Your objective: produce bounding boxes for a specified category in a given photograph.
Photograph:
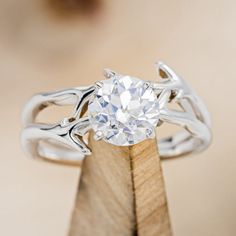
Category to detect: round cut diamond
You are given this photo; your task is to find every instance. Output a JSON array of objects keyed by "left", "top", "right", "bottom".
[{"left": 88, "top": 75, "right": 159, "bottom": 146}]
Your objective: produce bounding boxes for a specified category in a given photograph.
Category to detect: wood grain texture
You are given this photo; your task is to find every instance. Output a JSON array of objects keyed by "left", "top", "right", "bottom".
[
  {"left": 131, "top": 139, "right": 172, "bottom": 236},
  {"left": 69, "top": 134, "right": 172, "bottom": 236}
]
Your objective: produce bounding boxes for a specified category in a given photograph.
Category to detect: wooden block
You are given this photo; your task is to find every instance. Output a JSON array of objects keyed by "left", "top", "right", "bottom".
[{"left": 69, "top": 134, "right": 172, "bottom": 236}]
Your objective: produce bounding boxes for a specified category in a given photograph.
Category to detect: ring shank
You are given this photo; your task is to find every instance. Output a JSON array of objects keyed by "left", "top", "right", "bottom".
[
  {"left": 158, "top": 130, "right": 206, "bottom": 158},
  {"left": 157, "top": 98, "right": 211, "bottom": 158},
  {"left": 21, "top": 87, "right": 94, "bottom": 165},
  {"left": 21, "top": 126, "right": 85, "bottom": 165},
  {"left": 155, "top": 62, "right": 211, "bottom": 158}
]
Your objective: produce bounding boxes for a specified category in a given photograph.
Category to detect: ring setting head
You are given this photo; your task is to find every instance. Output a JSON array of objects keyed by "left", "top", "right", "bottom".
[{"left": 88, "top": 73, "right": 160, "bottom": 146}]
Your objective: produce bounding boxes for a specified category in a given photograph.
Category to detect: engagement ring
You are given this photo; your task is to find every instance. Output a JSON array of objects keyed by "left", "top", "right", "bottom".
[{"left": 21, "top": 62, "right": 212, "bottom": 165}]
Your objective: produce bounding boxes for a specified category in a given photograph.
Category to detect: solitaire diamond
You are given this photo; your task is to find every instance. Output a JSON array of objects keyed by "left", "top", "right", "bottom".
[{"left": 88, "top": 75, "right": 160, "bottom": 146}]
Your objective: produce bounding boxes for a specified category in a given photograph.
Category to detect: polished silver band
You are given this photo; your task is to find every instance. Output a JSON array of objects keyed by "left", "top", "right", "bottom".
[{"left": 21, "top": 62, "right": 212, "bottom": 165}]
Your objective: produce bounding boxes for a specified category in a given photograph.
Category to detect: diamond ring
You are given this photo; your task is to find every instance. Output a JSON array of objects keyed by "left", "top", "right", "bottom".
[{"left": 21, "top": 62, "right": 212, "bottom": 165}]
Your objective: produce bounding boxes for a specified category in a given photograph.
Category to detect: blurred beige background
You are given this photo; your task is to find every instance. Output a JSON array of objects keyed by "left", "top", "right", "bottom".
[{"left": 0, "top": 0, "right": 235, "bottom": 235}]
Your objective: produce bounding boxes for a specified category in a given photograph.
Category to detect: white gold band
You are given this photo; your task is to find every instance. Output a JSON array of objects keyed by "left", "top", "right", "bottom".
[{"left": 21, "top": 62, "right": 212, "bottom": 165}]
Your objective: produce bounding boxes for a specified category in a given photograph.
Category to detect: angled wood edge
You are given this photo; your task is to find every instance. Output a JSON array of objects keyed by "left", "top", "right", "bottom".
[
  {"left": 130, "top": 138, "right": 172, "bottom": 236},
  {"left": 69, "top": 134, "right": 172, "bottom": 236}
]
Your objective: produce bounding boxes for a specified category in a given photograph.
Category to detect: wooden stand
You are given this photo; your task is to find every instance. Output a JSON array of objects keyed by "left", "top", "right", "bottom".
[{"left": 69, "top": 134, "right": 172, "bottom": 236}]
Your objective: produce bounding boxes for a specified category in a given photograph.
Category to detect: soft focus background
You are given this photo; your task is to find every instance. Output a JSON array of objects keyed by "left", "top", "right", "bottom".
[{"left": 0, "top": 0, "right": 235, "bottom": 235}]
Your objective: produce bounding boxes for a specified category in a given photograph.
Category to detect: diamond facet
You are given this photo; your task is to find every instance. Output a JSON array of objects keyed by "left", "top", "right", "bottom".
[{"left": 88, "top": 75, "right": 160, "bottom": 146}]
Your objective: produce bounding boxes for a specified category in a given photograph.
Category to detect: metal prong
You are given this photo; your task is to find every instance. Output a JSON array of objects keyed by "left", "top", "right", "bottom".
[
  {"left": 103, "top": 68, "right": 117, "bottom": 79},
  {"left": 146, "top": 128, "right": 155, "bottom": 139},
  {"left": 95, "top": 81, "right": 103, "bottom": 89},
  {"left": 93, "top": 131, "right": 104, "bottom": 141},
  {"left": 144, "top": 81, "right": 151, "bottom": 89}
]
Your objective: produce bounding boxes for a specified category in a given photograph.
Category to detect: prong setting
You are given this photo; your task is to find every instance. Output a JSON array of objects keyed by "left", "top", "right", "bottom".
[
  {"left": 95, "top": 81, "right": 103, "bottom": 89},
  {"left": 88, "top": 75, "right": 160, "bottom": 146},
  {"left": 146, "top": 128, "right": 155, "bottom": 139},
  {"left": 103, "top": 69, "right": 117, "bottom": 79},
  {"left": 93, "top": 131, "right": 104, "bottom": 141},
  {"left": 144, "top": 81, "right": 151, "bottom": 89}
]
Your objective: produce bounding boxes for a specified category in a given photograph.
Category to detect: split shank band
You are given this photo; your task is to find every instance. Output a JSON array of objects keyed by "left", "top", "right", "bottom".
[{"left": 21, "top": 62, "right": 212, "bottom": 165}]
